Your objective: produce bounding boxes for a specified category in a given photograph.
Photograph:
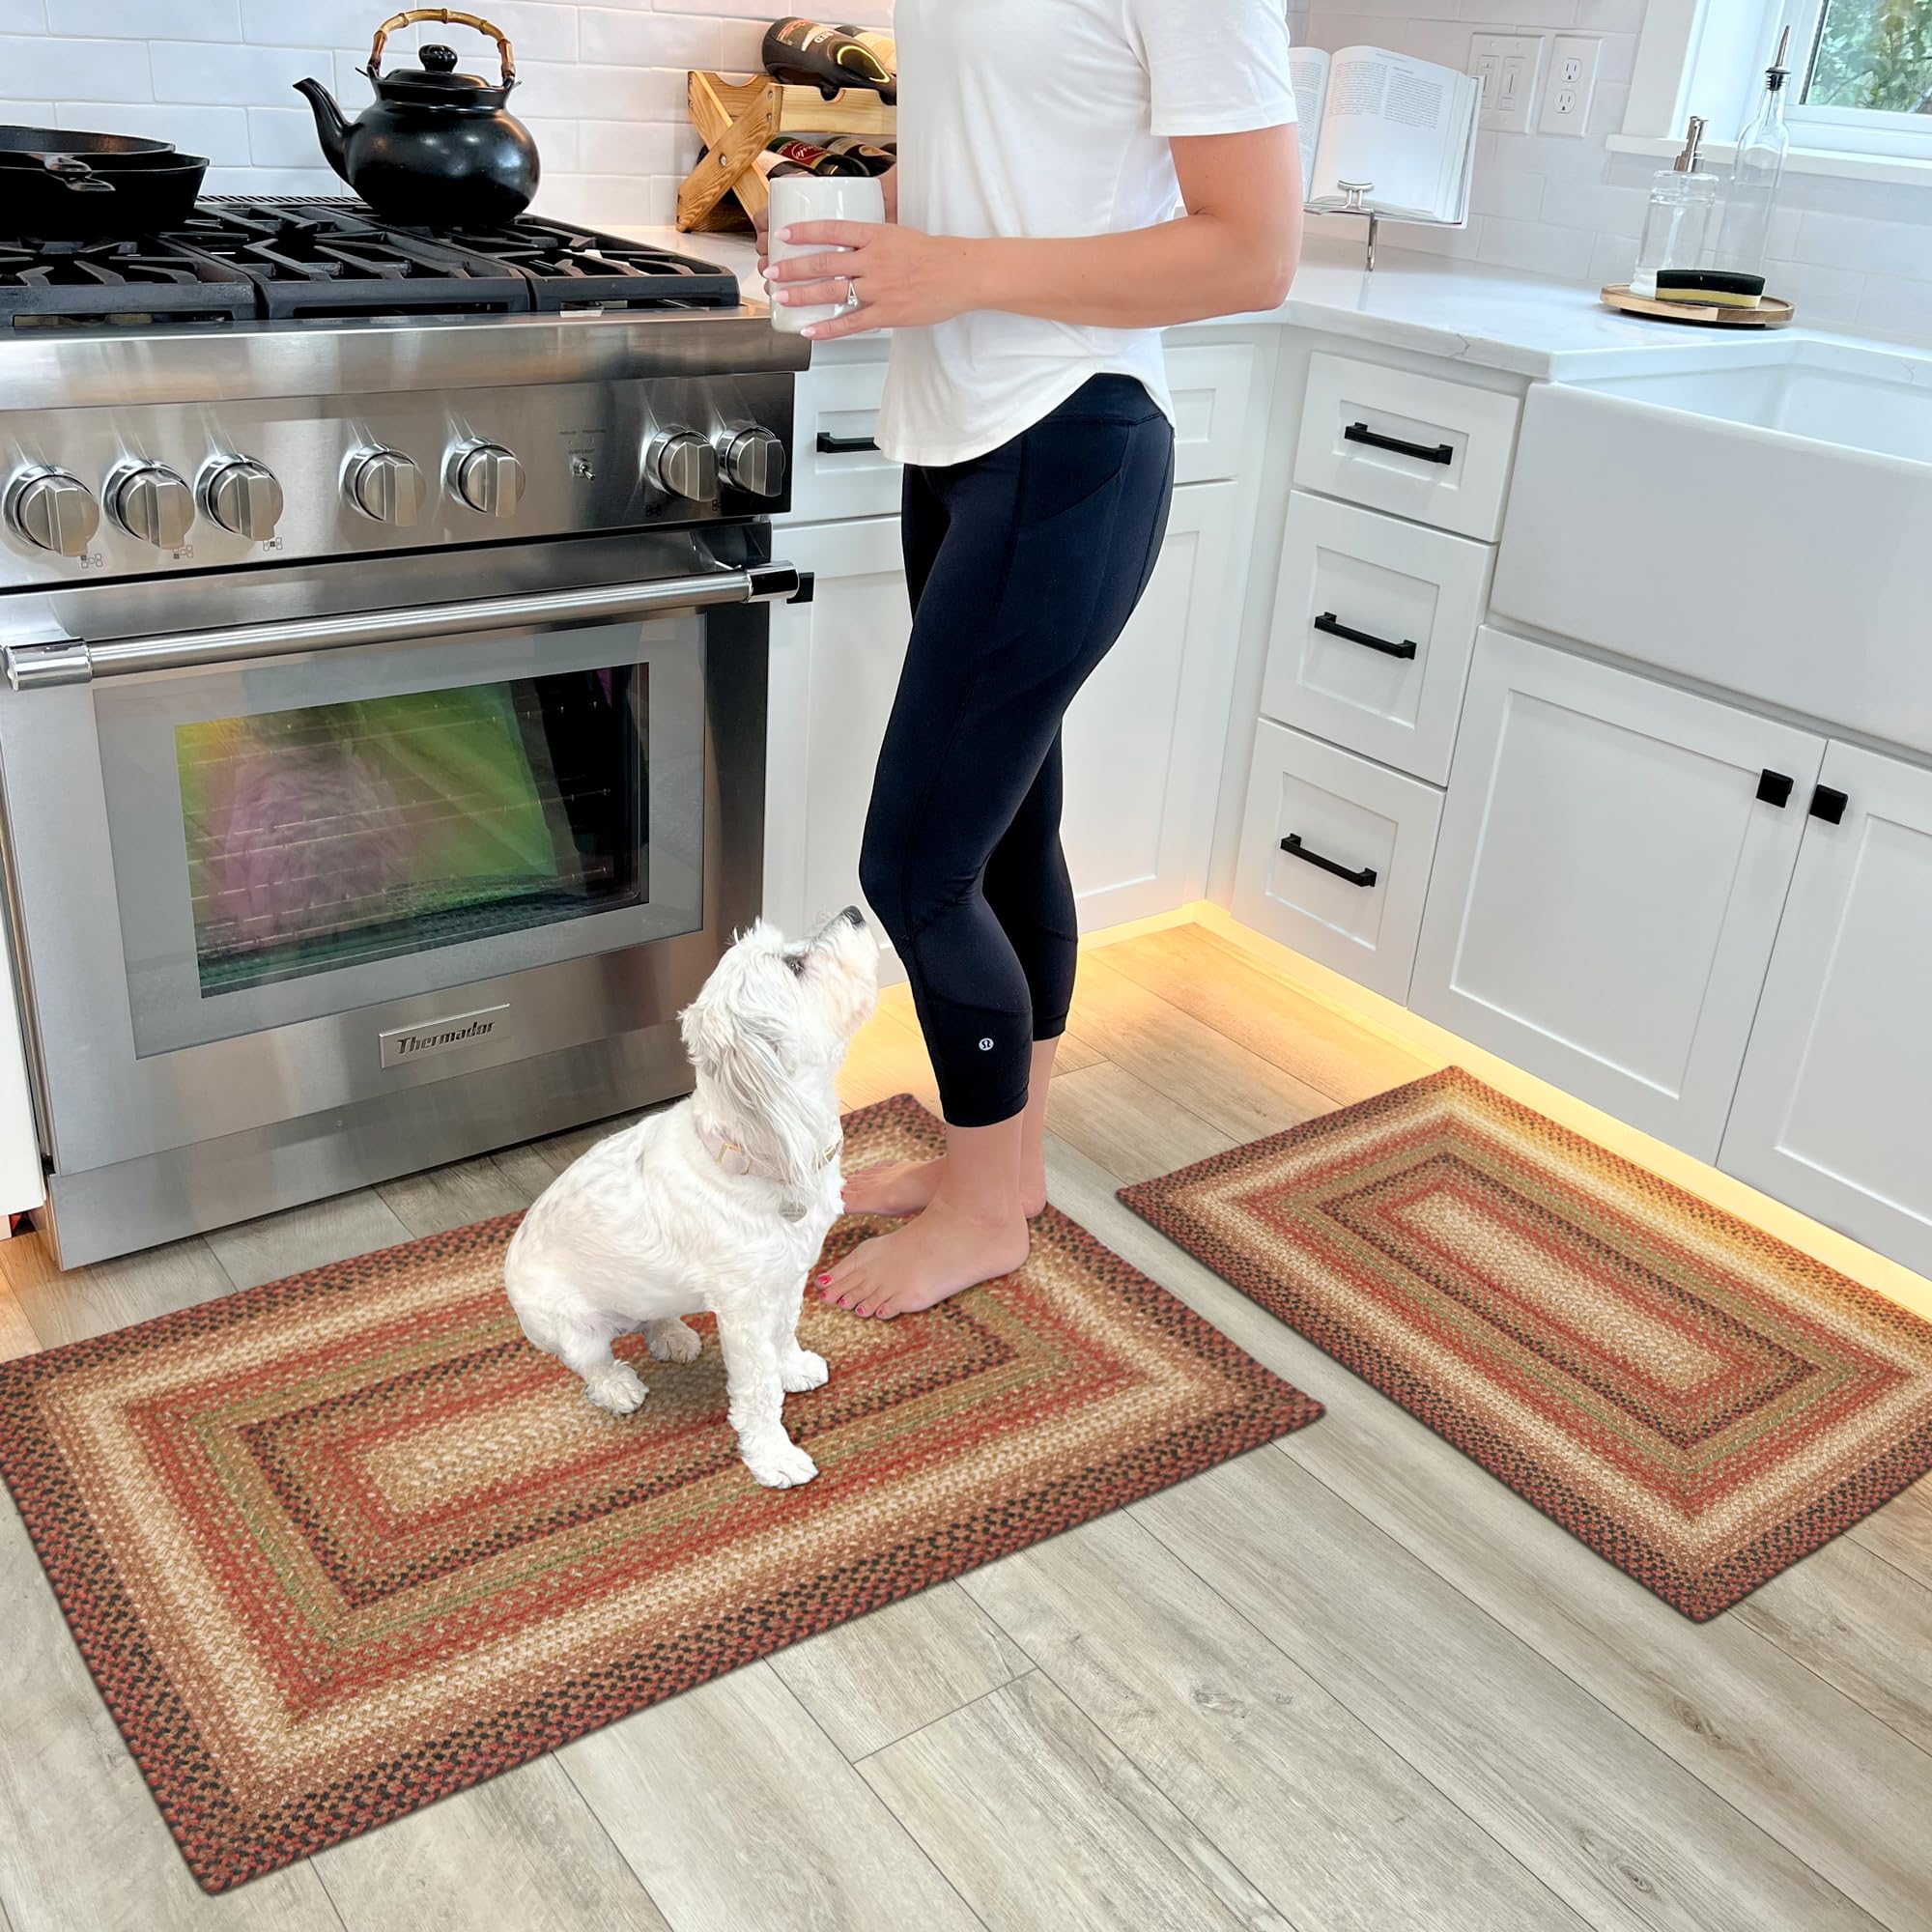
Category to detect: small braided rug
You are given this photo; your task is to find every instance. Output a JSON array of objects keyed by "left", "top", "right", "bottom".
[
  {"left": 0, "top": 1093, "right": 1318, "bottom": 1891},
  {"left": 1120, "top": 1065, "right": 1932, "bottom": 1621}
]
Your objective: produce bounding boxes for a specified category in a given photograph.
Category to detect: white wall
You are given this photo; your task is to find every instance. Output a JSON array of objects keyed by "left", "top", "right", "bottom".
[
  {"left": 0, "top": 0, "right": 892, "bottom": 231},
  {"left": 1302, "top": 0, "right": 1932, "bottom": 342}
]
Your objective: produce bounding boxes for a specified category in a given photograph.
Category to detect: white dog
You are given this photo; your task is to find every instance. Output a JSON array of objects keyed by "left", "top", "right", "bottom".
[{"left": 505, "top": 908, "right": 879, "bottom": 1488}]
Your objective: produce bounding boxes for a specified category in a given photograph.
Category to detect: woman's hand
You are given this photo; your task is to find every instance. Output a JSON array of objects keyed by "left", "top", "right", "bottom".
[
  {"left": 765, "top": 219, "right": 982, "bottom": 340},
  {"left": 757, "top": 166, "right": 895, "bottom": 279}
]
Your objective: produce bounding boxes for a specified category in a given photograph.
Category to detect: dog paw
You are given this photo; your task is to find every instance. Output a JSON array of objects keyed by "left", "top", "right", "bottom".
[
  {"left": 781, "top": 1350, "right": 829, "bottom": 1393},
  {"left": 646, "top": 1319, "right": 703, "bottom": 1365},
  {"left": 742, "top": 1435, "right": 818, "bottom": 1489},
  {"left": 582, "top": 1363, "right": 649, "bottom": 1414}
]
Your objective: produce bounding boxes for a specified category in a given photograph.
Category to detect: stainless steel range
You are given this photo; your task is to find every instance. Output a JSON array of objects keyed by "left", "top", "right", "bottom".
[{"left": 0, "top": 200, "right": 808, "bottom": 1267}]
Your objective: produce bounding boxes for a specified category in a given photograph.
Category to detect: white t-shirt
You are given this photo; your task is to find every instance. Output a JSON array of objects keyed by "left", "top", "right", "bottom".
[{"left": 876, "top": 0, "right": 1297, "bottom": 469}]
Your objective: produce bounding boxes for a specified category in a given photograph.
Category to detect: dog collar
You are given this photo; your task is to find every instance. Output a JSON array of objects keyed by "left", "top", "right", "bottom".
[{"left": 696, "top": 1120, "right": 843, "bottom": 1183}]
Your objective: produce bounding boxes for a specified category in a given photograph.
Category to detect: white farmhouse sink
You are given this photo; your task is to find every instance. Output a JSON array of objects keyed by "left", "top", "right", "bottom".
[
  {"left": 1491, "top": 337, "right": 1932, "bottom": 757},
  {"left": 1559, "top": 341, "right": 1932, "bottom": 466}
]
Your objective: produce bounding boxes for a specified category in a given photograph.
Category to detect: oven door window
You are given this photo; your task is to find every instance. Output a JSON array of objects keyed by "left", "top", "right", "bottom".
[
  {"left": 178, "top": 669, "right": 644, "bottom": 996},
  {"left": 96, "top": 615, "right": 706, "bottom": 1058}
]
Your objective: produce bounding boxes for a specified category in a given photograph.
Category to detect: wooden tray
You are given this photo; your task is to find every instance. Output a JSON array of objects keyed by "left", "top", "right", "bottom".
[{"left": 1601, "top": 283, "right": 1795, "bottom": 327}]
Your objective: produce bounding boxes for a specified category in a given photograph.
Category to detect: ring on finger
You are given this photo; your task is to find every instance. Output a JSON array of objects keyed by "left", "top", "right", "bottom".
[{"left": 842, "top": 276, "right": 861, "bottom": 311}]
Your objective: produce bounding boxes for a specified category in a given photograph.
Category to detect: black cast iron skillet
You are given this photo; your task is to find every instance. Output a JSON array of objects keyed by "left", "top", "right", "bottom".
[
  {"left": 2, "top": 150, "right": 210, "bottom": 239},
  {"left": 0, "top": 123, "right": 173, "bottom": 165}
]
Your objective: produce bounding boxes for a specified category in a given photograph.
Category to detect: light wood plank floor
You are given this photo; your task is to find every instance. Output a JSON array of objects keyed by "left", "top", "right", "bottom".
[{"left": 2, "top": 922, "right": 1927, "bottom": 1932}]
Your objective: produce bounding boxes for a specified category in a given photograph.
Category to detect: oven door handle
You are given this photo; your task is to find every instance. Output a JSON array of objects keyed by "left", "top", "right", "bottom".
[{"left": 2, "top": 563, "right": 803, "bottom": 691}]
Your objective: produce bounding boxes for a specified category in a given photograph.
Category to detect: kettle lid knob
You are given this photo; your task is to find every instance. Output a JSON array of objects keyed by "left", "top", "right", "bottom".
[{"left": 421, "top": 43, "right": 458, "bottom": 71}]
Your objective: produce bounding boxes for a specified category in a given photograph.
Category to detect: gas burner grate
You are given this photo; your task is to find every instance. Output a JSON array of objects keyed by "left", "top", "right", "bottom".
[
  {"left": 399, "top": 216, "right": 741, "bottom": 311},
  {"left": 0, "top": 199, "right": 742, "bottom": 326},
  {"left": 0, "top": 236, "right": 256, "bottom": 328},
  {"left": 167, "top": 201, "right": 526, "bottom": 319}
]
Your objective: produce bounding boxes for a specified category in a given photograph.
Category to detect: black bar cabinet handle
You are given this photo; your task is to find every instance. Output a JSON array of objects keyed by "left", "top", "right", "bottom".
[
  {"left": 1280, "top": 833, "right": 1378, "bottom": 889},
  {"left": 1344, "top": 420, "right": 1454, "bottom": 465},
  {"left": 1314, "top": 611, "right": 1418, "bottom": 661},
  {"left": 1756, "top": 769, "right": 1795, "bottom": 809},
  {"left": 816, "top": 432, "right": 880, "bottom": 454},
  {"left": 1809, "top": 784, "right": 1849, "bottom": 824}
]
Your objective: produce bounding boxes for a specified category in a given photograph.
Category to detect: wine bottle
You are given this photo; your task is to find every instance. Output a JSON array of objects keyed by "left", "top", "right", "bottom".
[
  {"left": 822, "top": 134, "right": 896, "bottom": 177},
  {"left": 842, "top": 29, "right": 896, "bottom": 81},
  {"left": 761, "top": 136, "right": 869, "bottom": 180},
  {"left": 761, "top": 17, "right": 896, "bottom": 102}
]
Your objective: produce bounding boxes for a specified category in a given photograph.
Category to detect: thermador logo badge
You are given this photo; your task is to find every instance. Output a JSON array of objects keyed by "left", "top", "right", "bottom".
[{"left": 379, "top": 1006, "right": 511, "bottom": 1069}]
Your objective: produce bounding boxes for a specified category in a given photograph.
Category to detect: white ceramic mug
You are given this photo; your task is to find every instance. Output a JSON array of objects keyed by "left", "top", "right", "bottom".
[{"left": 766, "top": 173, "right": 887, "bottom": 334}]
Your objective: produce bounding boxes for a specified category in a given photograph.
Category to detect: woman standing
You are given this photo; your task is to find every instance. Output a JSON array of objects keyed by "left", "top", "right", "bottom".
[{"left": 765, "top": 1, "right": 1302, "bottom": 1320}]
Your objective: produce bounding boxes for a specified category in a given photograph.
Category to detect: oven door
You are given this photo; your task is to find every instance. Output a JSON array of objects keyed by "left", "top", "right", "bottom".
[{"left": 0, "top": 540, "right": 782, "bottom": 1178}]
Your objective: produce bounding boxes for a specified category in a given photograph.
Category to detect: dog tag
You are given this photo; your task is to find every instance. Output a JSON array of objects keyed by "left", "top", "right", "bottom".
[{"left": 779, "top": 1199, "right": 809, "bottom": 1224}]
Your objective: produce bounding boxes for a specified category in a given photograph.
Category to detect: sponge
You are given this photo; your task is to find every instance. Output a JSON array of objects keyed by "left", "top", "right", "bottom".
[{"left": 1655, "top": 269, "right": 1766, "bottom": 308}]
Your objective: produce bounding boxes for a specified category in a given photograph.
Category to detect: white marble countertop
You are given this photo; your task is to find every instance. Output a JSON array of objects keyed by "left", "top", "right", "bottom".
[{"left": 614, "top": 224, "right": 1901, "bottom": 380}]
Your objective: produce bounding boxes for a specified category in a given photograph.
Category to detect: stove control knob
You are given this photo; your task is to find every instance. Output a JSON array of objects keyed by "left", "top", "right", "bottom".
[
  {"left": 202, "top": 458, "right": 284, "bottom": 541},
  {"left": 111, "top": 464, "right": 195, "bottom": 550},
  {"left": 345, "top": 447, "right": 424, "bottom": 527},
  {"left": 454, "top": 441, "right": 526, "bottom": 519},
  {"left": 717, "top": 426, "right": 785, "bottom": 499},
  {"left": 6, "top": 469, "right": 99, "bottom": 558},
  {"left": 645, "top": 428, "right": 720, "bottom": 505}
]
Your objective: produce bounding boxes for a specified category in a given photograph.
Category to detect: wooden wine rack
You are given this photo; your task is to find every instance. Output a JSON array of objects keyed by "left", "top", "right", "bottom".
[{"left": 677, "top": 71, "right": 895, "bottom": 233}]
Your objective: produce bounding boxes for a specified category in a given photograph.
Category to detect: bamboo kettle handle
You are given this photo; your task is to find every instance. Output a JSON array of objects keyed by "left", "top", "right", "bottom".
[{"left": 366, "top": 9, "right": 517, "bottom": 85}]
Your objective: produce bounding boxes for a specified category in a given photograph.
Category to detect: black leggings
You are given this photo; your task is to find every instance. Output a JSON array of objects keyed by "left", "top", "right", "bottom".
[{"left": 859, "top": 375, "right": 1177, "bottom": 1128}]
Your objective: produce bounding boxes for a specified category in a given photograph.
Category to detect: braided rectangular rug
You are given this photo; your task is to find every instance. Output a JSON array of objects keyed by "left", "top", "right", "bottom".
[
  {"left": 1120, "top": 1065, "right": 1932, "bottom": 1621},
  {"left": 0, "top": 1094, "right": 1318, "bottom": 1891}
]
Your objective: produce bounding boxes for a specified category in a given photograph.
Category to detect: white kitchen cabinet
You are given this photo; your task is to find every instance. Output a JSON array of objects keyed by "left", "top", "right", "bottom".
[
  {"left": 1062, "top": 480, "right": 1242, "bottom": 925},
  {"left": 1262, "top": 491, "right": 1491, "bottom": 784},
  {"left": 1411, "top": 629, "right": 1825, "bottom": 1159},
  {"left": 766, "top": 482, "right": 1242, "bottom": 955},
  {"left": 763, "top": 515, "right": 912, "bottom": 949},
  {"left": 1233, "top": 719, "right": 1443, "bottom": 1003},
  {"left": 1295, "top": 352, "right": 1521, "bottom": 542},
  {"left": 1721, "top": 744, "right": 1932, "bottom": 1273},
  {"left": 0, "top": 912, "right": 43, "bottom": 1223}
]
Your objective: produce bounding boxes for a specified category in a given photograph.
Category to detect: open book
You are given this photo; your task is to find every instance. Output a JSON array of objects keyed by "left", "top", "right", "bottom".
[{"left": 1292, "top": 46, "right": 1480, "bottom": 224}]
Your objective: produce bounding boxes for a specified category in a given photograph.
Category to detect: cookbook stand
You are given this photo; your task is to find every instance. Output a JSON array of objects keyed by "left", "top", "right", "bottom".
[
  {"left": 677, "top": 71, "right": 895, "bottom": 233},
  {"left": 1318, "top": 182, "right": 1468, "bottom": 271}
]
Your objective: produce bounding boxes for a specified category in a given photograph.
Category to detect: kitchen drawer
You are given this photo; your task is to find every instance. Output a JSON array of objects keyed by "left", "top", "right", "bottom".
[
  {"left": 1166, "top": 340, "right": 1255, "bottom": 485},
  {"left": 788, "top": 358, "right": 900, "bottom": 521},
  {"left": 1295, "top": 352, "right": 1520, "bottom": 541},
  {"left": 1233, "top": 719, "right": 1443, "bottom": 1003},
  {"left": 1262, "top": 492, "right": 1492, "bottom": 784}
]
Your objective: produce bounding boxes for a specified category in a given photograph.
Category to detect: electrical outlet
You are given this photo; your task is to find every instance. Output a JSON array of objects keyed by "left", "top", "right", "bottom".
[
  {"left": 1537, "top": 35, "right": 1601, "bottom": 135},
  {"left": 1470, "top": 33, "right": 1544, "bottom": 135}
]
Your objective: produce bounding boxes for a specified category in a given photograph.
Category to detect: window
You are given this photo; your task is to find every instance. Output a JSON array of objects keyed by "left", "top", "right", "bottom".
[{"left": 1618, "top": 0, "right": 1932, "bottom": 180}]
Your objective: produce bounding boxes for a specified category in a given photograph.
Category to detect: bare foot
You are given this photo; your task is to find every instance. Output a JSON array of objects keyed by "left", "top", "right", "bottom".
[
  {"left": 842, "top": 1156, "right": 1047, "bottom": 1221},
  {"left": 817, "top": 1198, "right": 1029, "bottom": 1320}
]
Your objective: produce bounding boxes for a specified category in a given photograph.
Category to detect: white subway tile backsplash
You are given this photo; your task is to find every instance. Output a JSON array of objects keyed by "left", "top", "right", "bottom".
[
  {"left": 578, "top": 119, "right": 689, "bottom": 176},
  {"left": 1477, "top": 213, "right": 1597, "bottom": 278},
  {"left": 1469, "top": 166, "right": 1544, "bottom": 221},
  {"left": 1, "top": 35, "right": 153, "bottom": 102},
  {"left": 1536, "top": 174, "right": 1645, "bottom": 238},
  {"left": 0, "top": 99, "right": 53, "bottom": 121},
  {"left": 580, "top": 9, "right": 725, "bottom": 70},
  {"left": 61, "top": 0, "right": 238, "bottom": 39},
  {"left": 152, "top": 41, "right": 330, "bottom": 105},
  {"left": 0, "top": 0, "right": 43, "bottom": 34},
  {"left": 246, "top": 104, "right": 328, "bottom": 170}
]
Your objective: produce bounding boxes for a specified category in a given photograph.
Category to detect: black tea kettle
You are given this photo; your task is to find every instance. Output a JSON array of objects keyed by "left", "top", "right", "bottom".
[{"left": 296, "top": 8, "right": 539, "bottom": 228}]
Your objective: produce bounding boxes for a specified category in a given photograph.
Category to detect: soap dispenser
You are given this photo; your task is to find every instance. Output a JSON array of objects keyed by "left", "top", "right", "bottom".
[{"left": 1630, "top": 116, "right": 1718, "bottom": 297}]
